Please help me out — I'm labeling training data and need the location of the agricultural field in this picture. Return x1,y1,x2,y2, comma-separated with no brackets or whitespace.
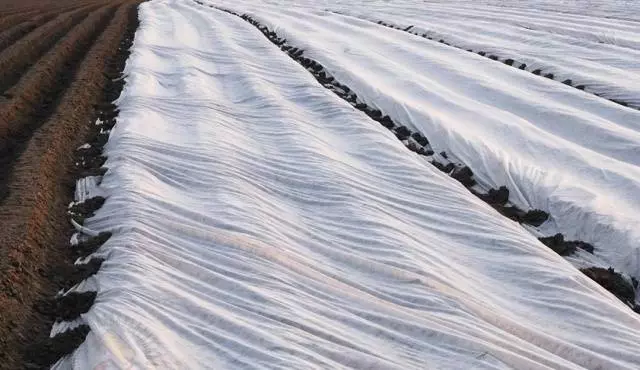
1,0,640,369
0,0,140,368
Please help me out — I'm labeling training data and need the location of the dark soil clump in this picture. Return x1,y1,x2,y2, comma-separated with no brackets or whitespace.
522,209,549,226
59,258,104,290
477,186,509,205
73,231,112,258
450,166,475,186
394,126,411,140
539,233,595,255
24,325,90,369
581,267,636,307
539,233,576,256
35,291,96,321
69,196,105,217
495,206,549,226
411,132,429,146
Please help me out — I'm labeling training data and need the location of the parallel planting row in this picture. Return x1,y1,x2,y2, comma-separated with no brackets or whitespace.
1,0,637,367
325,3,640,110
0,1,141,368
206,2,639,313
0,0,99,20
367,16,639,110
62,1,640,368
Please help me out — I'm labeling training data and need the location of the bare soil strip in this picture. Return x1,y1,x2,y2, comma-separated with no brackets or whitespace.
0,0,97,19
0,2,140,368
0,5,102,93
0,15,52,54
0,5,117,204
212,3,638,312
0,3,106,54
0,11,43,33
0,5,98,54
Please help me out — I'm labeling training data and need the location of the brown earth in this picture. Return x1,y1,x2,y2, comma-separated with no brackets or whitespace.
0,0,142,367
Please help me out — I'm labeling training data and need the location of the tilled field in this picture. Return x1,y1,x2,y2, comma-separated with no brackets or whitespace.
0,1,141,368
2,0,640,368
50,0,640,368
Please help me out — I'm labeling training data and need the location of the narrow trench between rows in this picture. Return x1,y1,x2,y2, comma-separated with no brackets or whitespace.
0,6,100,94
0,6,117,205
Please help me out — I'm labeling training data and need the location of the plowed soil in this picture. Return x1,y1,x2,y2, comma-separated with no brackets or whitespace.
0,0,142,367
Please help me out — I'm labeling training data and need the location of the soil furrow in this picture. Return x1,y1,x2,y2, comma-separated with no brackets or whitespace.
0,5,117,204
0,5,100,94
212,3,638,312
0,2,105,53
0,14,57,54
0,2,140,367
0,1,97,18
0,11,42,33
